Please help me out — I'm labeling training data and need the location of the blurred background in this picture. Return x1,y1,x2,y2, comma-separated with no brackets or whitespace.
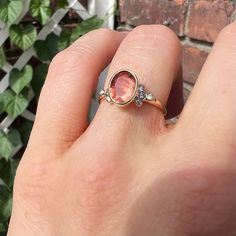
0,0,236,234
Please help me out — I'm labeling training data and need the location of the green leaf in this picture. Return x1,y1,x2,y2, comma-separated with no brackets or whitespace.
29,0,51,25
58,0,68,8
19,120,33,146
7,158,20,188
0,131,13,160
1,89,29,118
7,93,29,118
0,158,19,188
0,89,15,113
0,47,6,69
32,63,48,97
71,16,104,42
0,185,12,220
9,65,33,94
9,159,19,186
34,33,59,61
2,196,12,219
0,0,23,25
0,93,4,114
0,129,22,160
10,24,37,50
0,158,11,186
8,129,22,147
58,16,104,50
58,28,72,51
0,221,8,235
0,89,12,113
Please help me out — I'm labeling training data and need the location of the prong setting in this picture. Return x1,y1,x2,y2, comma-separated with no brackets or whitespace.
134,84,156,108
146,93,155,101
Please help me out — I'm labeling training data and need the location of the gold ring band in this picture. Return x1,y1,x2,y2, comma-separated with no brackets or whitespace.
98,94,167,115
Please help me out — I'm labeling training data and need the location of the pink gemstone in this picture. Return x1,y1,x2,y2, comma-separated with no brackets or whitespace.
109,71,136,104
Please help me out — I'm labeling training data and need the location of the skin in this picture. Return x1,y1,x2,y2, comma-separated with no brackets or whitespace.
7,24,236,236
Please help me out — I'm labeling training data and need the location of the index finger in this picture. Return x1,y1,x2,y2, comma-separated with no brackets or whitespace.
29,29,126,152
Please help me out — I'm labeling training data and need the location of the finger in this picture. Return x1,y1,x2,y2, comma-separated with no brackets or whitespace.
91,25,181,138
178,22,236,142
30,29,126,150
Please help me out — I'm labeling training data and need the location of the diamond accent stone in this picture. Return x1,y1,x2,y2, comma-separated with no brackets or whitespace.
106,96,111,102
100,89,105,95
135,99,143,107
138,91,146,100
138,85,144,92
146,94,155,101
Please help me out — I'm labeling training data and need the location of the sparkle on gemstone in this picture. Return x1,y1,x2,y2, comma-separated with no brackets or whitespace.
100,89,105,95
138,91,146,100
109,71,136,104
138,85,144,91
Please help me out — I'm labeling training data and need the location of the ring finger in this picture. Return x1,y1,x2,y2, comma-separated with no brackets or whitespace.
90,25,182,139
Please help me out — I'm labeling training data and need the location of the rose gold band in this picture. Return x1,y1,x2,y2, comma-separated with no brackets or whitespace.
98,94,167,115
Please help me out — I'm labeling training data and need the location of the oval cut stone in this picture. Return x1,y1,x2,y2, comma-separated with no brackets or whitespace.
109,71,136,104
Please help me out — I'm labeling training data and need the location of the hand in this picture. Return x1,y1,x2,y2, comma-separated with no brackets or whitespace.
8,24,236,236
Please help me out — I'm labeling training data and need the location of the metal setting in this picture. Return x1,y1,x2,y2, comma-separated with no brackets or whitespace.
99,70,167,115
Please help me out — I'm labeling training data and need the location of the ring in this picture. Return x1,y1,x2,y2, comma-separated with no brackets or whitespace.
98,70,167,115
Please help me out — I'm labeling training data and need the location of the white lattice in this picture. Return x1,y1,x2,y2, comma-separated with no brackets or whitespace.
0,0,115,154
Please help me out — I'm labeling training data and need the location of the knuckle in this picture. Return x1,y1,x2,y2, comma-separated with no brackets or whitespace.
133,24,172,36
49,50,72,73
50,50,65,64
74,149,133,210
47,47,92,80
71,28,115,52
88,28,114,38
47,28,118,78
79,153,127,193
49,49,83,70
131,24,180,48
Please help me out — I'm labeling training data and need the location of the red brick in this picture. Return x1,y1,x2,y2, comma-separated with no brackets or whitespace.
187,0,235,43
182,45,209,84
119,0,187,36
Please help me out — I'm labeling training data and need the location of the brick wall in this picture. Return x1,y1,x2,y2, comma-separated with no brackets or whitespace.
119,0,236,85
